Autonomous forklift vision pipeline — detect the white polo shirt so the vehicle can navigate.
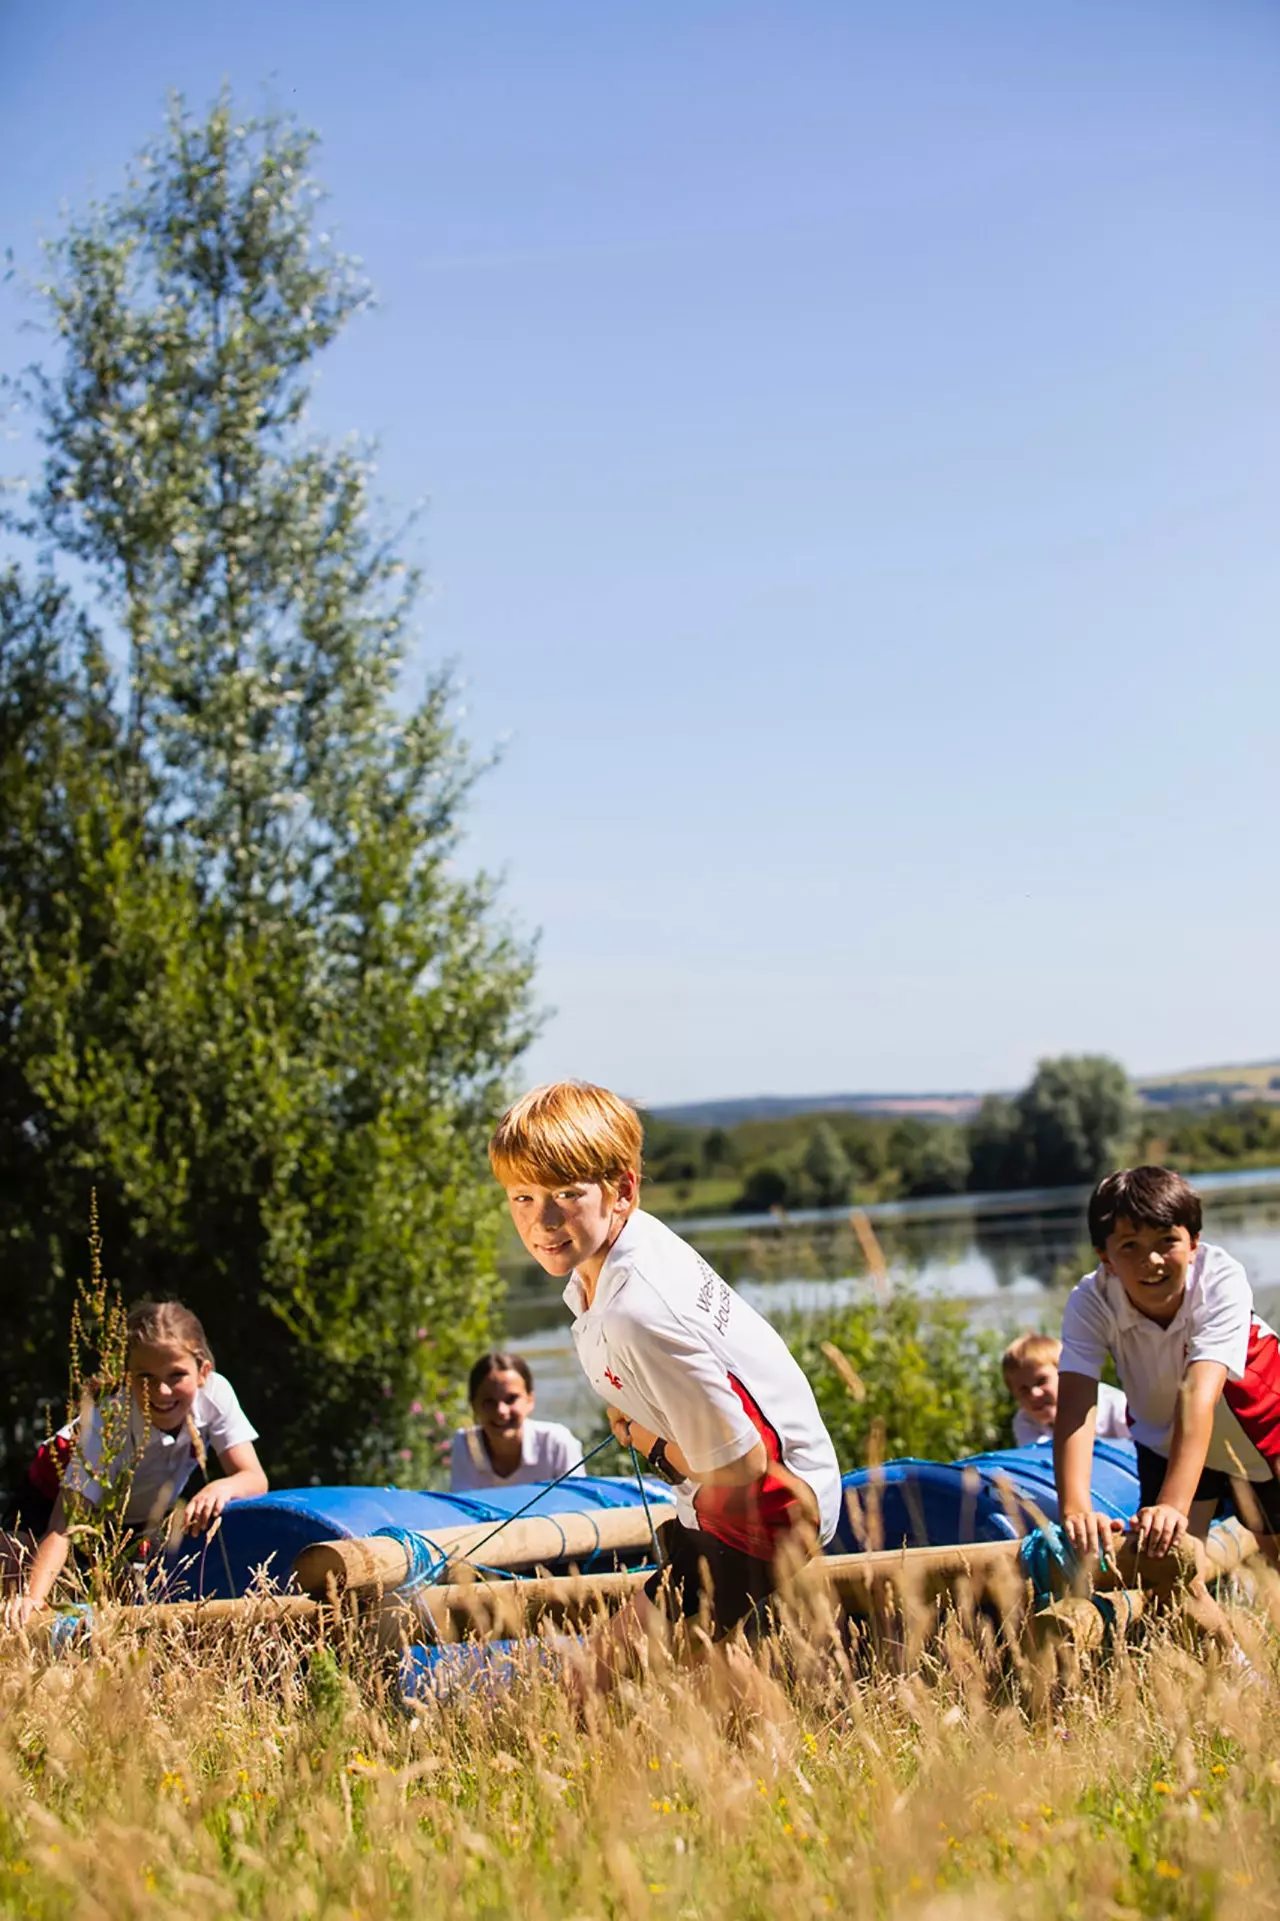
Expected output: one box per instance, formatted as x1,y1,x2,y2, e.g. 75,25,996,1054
1059,1243,1274,1480
563,1209,841,1544
449,1419,585,1493
63,1373,258,1526
1014,1381,1128,1448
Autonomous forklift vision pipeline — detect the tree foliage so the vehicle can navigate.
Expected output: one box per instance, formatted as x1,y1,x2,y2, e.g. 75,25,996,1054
0,98,534,1485
785,1293,1011,1471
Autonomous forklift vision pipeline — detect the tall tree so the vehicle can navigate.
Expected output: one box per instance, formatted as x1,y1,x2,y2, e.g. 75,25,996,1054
0,98,534,1484
1015,1054,1137,1188
800,1122,854,1209
964,1056,1137,1195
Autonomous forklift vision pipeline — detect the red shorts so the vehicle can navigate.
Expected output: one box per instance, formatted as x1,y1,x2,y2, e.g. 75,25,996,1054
1222,1317,1280,1463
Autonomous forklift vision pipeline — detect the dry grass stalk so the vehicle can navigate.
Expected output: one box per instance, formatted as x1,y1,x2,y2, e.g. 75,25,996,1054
2,1567,1279,1916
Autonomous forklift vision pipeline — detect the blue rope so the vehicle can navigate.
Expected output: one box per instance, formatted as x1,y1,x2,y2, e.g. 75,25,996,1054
1017,1523,1077,1610
375,1431,639,1593
628,1443,665,1571
1019,1525,1134,1657
371,1527,452,1593
1088,1589,1121,1652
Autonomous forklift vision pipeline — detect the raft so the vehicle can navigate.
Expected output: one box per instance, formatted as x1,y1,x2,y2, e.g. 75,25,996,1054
835,1440,1141,1553
165,1444,1140,1599
163,1474,672,1601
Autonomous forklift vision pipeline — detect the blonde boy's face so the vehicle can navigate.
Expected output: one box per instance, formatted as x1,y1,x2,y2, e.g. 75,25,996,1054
504,1170,637,1278
1007,1360,1058,1429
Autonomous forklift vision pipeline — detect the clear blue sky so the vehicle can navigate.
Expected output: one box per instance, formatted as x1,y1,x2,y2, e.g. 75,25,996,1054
2,2,1276,1103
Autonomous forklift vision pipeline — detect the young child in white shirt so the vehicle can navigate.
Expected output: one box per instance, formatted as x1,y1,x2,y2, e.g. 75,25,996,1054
3,1299,266,1626
490,1081,840,1679
1056,1166,1280,1561
449,1352,584,1492
1002,1331,1128,1448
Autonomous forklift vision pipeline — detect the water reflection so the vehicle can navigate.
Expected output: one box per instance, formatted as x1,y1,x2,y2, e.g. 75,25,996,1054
499,1176,1280,1431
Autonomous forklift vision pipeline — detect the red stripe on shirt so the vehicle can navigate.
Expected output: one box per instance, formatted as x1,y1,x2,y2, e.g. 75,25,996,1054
1222,1316,1280,1463
692,1373,803,1560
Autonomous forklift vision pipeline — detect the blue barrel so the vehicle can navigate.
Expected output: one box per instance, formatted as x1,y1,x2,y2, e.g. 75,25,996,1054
163,1474,669,1601
399,1639,563,1706
833,1440,1141,1553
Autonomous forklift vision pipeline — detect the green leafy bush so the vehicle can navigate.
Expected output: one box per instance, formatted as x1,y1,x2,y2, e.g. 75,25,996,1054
783,1290,1014,1472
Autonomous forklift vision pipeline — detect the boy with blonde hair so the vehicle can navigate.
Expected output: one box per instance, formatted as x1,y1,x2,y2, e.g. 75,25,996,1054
1002,1331,1128,1448
490,1081,840,1676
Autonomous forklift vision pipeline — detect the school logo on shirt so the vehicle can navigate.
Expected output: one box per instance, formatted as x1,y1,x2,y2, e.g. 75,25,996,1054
694,1255,733,1336
604,1367,622,1390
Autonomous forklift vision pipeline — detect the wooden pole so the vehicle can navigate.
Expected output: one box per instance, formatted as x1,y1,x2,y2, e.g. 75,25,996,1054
9,1594,326,1648
375,1521,1268,1648
1028,1588,1148,1656
292,1504,676,1598
376,1543,1034,1646
378,1569,647,1646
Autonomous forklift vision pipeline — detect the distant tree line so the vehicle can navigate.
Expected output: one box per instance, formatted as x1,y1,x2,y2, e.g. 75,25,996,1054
642,1055,1280,1216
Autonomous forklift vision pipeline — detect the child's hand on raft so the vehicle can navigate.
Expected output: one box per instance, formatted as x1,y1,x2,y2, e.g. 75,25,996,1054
1131,1503,1189,1559
183,1483,229,1535
1062,1510,1124,1562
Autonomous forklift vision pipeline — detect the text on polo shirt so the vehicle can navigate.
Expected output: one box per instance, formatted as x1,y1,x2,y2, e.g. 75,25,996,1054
695,1257,733,1337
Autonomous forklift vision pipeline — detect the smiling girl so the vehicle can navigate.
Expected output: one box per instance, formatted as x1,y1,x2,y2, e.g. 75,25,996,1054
449,1352,584,1491
3,1300,266,1626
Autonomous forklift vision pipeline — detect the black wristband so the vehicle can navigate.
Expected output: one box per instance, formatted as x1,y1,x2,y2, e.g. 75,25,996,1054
646,1437,684,1486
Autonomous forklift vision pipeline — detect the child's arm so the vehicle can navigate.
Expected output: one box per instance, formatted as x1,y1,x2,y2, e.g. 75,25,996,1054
4,1494,74,1627
1055,1371,1122,1560
1133,1360,1226,1556
607,1407,820,1538
608,1408,766,1487
183,1441,268,1535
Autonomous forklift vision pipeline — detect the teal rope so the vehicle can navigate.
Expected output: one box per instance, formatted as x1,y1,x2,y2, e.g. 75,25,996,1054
1018,1523,1077,1610
381,1432,621,1589
1019,1524,1134,1660
628,1442,666,1571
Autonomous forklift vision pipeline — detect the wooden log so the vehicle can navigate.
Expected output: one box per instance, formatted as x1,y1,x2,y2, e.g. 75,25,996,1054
293,1504,676,1598
9,1594,326,1649
378,1569,647,1646
377,1541,1033,1646
1029,1588,1148,1656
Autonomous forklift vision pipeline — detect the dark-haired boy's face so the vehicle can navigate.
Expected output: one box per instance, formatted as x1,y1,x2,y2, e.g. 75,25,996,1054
1100,1216,1198,1324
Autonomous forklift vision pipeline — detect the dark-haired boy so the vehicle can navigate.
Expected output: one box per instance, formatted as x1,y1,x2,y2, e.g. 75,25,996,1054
1056,1166,1280,1560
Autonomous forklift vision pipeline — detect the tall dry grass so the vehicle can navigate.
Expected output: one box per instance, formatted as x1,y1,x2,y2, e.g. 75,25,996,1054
3,1579,1280,1920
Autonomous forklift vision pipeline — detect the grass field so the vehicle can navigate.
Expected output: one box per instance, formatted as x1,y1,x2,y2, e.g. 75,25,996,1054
4,1587,1280,1919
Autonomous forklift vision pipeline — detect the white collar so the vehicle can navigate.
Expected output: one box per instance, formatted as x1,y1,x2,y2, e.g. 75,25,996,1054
561,1210,644,1318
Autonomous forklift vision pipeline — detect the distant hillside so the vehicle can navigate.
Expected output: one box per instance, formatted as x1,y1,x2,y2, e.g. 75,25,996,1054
651,1091,984,1127
653,1059,1280,1128
1136,1060,1280,1108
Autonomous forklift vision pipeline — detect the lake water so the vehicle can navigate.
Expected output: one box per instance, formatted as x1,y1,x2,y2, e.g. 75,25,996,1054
500,1170,1280,1435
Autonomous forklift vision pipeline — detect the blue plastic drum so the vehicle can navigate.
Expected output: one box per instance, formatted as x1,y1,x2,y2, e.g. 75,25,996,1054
833,1440,1141,1553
